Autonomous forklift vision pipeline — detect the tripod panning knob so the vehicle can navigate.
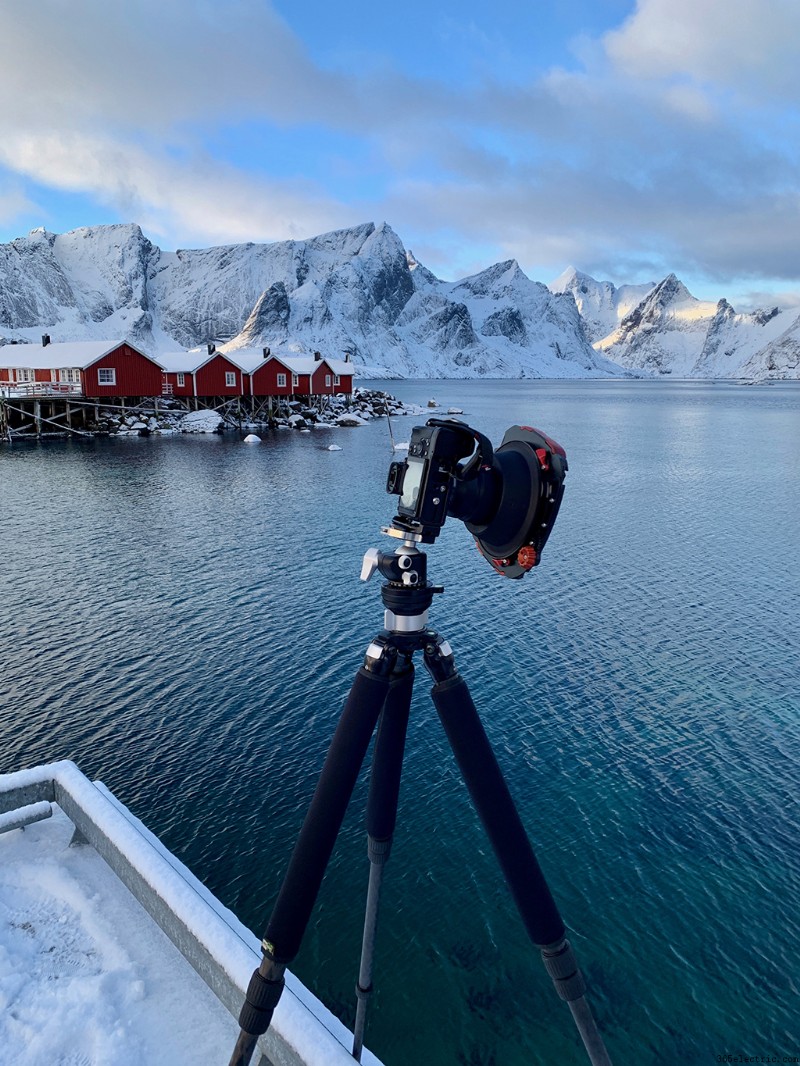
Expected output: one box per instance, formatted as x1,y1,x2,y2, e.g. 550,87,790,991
360,548,381,582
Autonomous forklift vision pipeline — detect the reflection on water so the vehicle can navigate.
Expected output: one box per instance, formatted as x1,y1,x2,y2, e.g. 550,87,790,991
2,380,799,1065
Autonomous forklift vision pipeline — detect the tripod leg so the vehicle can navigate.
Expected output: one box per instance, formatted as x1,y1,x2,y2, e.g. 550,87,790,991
425,642,612,1066
230,657,395,1066
353,662,414,1060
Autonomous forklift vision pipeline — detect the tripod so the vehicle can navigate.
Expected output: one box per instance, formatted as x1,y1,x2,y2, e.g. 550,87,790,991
230,539,612,1066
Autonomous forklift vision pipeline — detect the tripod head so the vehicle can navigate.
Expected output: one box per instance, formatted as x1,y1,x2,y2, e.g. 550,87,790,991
361,540,442,634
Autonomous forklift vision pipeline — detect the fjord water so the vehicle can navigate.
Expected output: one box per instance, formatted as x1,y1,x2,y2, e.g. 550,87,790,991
2,380,798,1066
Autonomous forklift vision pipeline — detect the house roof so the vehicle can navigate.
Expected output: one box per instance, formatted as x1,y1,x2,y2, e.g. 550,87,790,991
223,347,353,375
160,351,240,374
323,358,353,375
222,347,283,373
0,340,163,371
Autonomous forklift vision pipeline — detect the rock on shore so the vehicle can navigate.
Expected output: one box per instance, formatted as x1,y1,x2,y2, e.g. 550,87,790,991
91,388,427,436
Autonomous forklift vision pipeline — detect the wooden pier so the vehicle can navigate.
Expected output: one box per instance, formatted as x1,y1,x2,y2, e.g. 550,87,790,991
1,341,354,441
0,384,337,440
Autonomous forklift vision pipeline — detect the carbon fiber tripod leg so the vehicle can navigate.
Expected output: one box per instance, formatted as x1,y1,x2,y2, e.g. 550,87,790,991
229,660,393,1066
353,664,414,1059
427,656,612,1066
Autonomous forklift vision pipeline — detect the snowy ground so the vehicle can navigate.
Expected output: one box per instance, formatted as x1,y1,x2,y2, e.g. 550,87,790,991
0,808,237,1065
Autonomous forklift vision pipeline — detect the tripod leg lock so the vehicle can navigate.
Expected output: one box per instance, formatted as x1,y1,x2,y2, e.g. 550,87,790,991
367,836,392,863
540,939,587,1002
422,633,456,683
363,636,399,677
237,965,287,1035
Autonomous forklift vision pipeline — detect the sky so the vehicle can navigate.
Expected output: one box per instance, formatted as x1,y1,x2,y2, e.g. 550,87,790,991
1,0,799,310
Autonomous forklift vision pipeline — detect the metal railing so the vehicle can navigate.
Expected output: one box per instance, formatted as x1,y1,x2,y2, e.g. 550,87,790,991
0,381,83,398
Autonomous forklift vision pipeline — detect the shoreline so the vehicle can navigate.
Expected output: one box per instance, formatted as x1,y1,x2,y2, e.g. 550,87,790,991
0,387,431,442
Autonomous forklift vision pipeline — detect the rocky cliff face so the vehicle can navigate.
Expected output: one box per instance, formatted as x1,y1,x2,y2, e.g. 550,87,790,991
3,222,797,379
553,268,800,379
0,222,617,379
549,266,655,343
592,274,720,376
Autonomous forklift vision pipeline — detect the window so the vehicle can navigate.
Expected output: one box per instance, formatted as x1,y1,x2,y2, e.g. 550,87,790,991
333,374,340,386
291,373,299,387
15,368,34,383
177,372,185,387
59,368,80,384
277,373,287,387
325,374,332,387
225,371,236,387
98,367,116,386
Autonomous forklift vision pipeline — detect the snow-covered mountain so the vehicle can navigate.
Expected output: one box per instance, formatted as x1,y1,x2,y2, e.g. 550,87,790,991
549,268,800,379
3,223,797,379
0,223,617,379
593,273,721,376
549,267,655,343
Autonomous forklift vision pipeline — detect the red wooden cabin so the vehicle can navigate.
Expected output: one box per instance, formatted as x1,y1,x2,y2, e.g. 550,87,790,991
0,338,164,397
82,343,164,398
309,358,353,396
161,347,245,398
230,348,353,397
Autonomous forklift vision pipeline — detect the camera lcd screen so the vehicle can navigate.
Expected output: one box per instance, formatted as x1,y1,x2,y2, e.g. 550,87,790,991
400,457,425,513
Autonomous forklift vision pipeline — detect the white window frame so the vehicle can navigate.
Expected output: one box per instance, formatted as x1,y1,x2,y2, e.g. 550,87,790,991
291,373,299,387
333,374,340,386
176,372,185,387
325,374,332,387
277,372,287,387
225,371,236,387
98,367,116,386
59,368,80,384
15,368,34,383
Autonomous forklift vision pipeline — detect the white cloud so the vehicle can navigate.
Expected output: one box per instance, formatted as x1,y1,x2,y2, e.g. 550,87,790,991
604,0,800,102
1,0,800,293
0,130,359,245
0,1,352,130
0,176,39,227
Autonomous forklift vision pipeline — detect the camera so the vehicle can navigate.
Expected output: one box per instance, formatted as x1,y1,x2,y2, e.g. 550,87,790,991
386,418,568,579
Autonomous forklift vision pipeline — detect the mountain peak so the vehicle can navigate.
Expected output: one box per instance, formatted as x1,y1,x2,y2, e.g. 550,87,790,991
2,223,796,380
550,265,594,293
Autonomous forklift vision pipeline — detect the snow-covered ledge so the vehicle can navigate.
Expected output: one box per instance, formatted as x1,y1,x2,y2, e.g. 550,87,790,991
0,761,383,1066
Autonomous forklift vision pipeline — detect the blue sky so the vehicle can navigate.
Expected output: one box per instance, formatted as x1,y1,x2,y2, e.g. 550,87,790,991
1,0,799,309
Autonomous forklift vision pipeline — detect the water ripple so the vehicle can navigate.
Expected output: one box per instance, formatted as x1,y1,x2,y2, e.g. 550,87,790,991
2,380,800,1065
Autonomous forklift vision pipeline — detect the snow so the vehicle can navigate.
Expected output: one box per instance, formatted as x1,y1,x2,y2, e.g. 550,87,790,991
159,350,217,373
220,348,353,377
0,762,384,1066
3,220,798,379
327,444,342,451
549,266,655,342
243,433,261,443
179,410,223,433
0,340,138,371
0,807,236,1065
335,413,367,426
